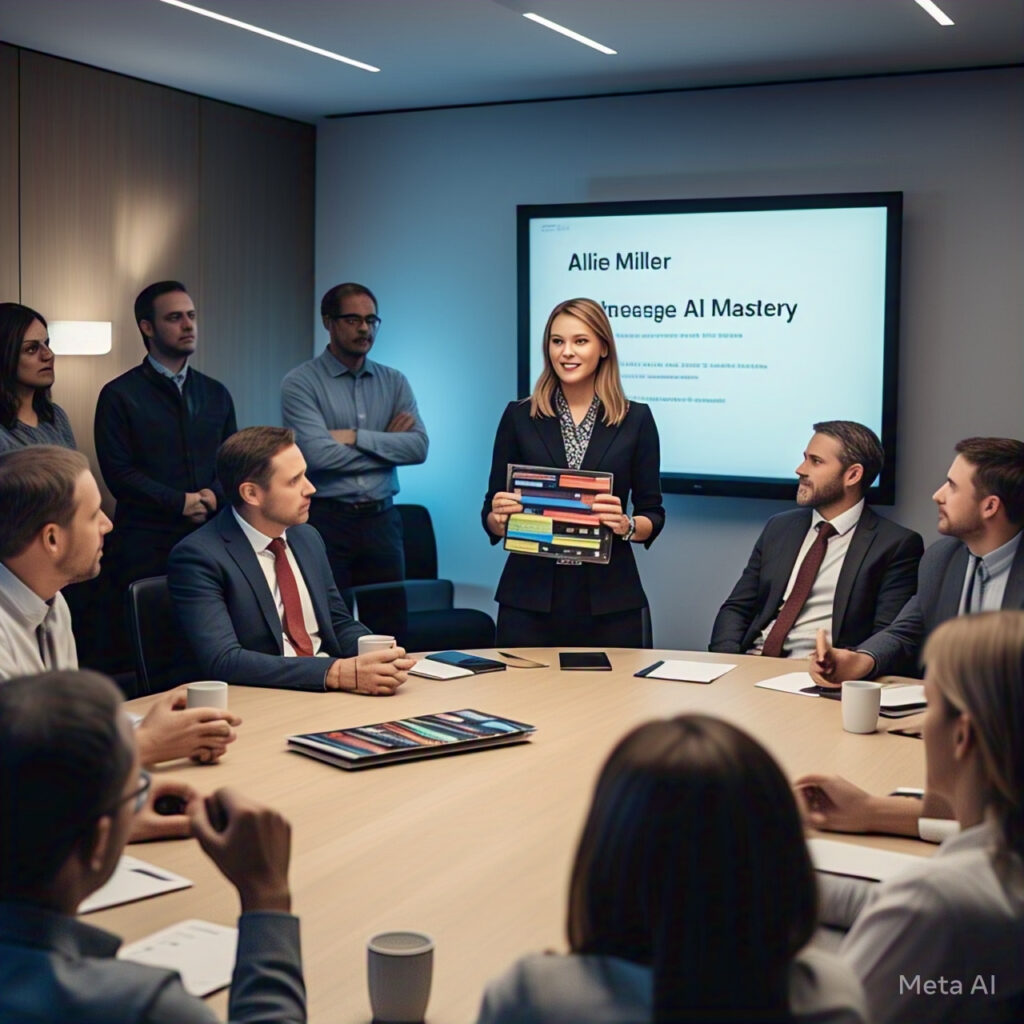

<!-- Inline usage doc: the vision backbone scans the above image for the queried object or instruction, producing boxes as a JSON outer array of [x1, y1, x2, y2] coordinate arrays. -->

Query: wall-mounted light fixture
[[48, 321, 113, 356]]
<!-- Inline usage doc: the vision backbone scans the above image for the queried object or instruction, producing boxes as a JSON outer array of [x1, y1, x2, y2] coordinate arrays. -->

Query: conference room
[[0, 1, 1022, 1021]]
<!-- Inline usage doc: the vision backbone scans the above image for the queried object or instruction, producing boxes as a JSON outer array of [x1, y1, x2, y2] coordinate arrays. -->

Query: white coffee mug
[[367, 931, 433, 1023], [842, 680, 882, 734], [186, 680, 229, 709], [359, 634, 397, 657]]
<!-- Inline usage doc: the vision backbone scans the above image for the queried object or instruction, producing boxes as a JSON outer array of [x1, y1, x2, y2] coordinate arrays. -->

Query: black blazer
[[481, 399, 664, 616], [709, 506, 924, 655]]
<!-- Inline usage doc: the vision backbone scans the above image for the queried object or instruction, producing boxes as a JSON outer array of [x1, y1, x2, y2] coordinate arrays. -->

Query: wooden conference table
[[102, 649, 930, 1023]]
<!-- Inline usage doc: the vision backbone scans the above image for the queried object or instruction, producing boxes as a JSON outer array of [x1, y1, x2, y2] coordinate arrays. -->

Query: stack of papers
[[119, 920, 237, 996]]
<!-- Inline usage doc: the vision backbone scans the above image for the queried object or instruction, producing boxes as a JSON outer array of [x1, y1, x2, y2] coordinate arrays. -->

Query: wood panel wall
[[5, 47, 314, 501], [0, 46, 19, 298]]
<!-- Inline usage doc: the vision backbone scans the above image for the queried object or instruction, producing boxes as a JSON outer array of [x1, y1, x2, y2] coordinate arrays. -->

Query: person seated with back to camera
[[168, 426, 415, 694], [477, 714, 867, 1024], [0, 669, 305, 1024]]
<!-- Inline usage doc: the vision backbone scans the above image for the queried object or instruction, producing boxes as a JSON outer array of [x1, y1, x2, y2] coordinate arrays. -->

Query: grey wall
[[317, 67, 1023, 650], [3, 43, 314, 505]]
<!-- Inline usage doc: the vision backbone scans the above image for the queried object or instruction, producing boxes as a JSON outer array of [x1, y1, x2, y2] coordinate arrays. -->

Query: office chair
[[345, 504, 496, 652], [127, 575, 201, 697]]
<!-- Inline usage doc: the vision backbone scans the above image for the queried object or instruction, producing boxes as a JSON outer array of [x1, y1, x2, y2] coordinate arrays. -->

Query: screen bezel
[[516, 192, 902, 503]]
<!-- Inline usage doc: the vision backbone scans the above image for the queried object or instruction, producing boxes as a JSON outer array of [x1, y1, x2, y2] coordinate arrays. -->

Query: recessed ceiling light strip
[[913, 0, 955, 27], [156, 0, 380, 71], [522, 12, 617, 54]]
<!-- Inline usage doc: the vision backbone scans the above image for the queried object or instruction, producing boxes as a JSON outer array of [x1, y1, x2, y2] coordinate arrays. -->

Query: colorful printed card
[[288, 709, 535, 770], [503, 464, 614, 564]]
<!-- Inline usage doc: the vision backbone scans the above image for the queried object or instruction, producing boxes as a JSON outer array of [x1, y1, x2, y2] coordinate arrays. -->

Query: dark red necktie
[[761, 522, 837, 658], [267, 537, 314, 657]]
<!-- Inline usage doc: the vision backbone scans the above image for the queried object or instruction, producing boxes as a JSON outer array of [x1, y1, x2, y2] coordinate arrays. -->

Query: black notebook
[[288, 709, 535, 770]]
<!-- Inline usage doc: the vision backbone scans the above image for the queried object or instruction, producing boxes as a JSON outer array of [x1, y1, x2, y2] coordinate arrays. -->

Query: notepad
[[409, 658, 473, 679], [119, 920, 237, 997], [78, 855, 192, 913], [636, 659, 736, 683], [808, 838, 928, 883]]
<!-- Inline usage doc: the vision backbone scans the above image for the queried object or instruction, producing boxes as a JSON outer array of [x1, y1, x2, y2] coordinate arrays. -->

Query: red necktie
[[267, 537, 314, 657], [761, 522, 838, 658]]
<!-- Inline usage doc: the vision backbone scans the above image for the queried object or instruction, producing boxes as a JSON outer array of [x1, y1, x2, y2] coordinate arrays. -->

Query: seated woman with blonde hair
[[477, 714, 867, 1024], [812, 610, 1024, 1024]]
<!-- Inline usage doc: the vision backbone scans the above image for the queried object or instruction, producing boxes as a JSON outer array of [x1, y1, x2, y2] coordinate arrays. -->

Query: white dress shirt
[[231, 508, 325, 658], [0, 562, 78, 680], [755, 499, 866, 657]]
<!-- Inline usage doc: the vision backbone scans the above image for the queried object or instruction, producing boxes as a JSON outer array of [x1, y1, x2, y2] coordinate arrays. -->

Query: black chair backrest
[[397, 503, 438, 580], [127, 575, 200, 696]]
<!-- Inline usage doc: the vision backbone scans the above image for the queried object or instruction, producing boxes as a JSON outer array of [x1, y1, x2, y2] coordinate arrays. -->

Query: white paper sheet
[[755, 671, 821, 696], [880, 684, 925, 709], [643, 659, 736, 682], [119, 919, 237, 996], [78, 854, 192, 914], [409, 659, 473, 679], [808, 838, 928, 882]]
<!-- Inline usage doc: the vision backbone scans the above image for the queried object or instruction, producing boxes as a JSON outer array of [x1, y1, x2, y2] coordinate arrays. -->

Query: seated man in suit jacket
[[710, 421, 923, 658], [168, 426, 415, 693], [814, 436, 1024, 683]]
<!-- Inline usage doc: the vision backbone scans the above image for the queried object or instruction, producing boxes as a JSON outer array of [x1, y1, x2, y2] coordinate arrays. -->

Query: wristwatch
[[621, 516, 636, 542]]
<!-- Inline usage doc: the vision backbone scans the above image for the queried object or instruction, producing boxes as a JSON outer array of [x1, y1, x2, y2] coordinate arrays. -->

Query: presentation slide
[[519, 195, 900, 499]]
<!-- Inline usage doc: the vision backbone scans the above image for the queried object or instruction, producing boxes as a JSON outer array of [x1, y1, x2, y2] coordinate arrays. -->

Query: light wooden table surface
[[100, 649, 929, 1023]]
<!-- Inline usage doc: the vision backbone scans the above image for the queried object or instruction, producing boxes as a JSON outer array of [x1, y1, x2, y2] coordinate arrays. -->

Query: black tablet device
[[559, 651, 612, 671]]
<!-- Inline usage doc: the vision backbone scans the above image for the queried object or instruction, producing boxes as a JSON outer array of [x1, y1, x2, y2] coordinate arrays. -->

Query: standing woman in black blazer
[[483, 298, 664, 647]]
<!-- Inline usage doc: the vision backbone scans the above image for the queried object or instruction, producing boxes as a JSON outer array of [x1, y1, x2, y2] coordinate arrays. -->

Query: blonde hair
[[923, 611, 1024, 862], [528, 298, 628, 426]]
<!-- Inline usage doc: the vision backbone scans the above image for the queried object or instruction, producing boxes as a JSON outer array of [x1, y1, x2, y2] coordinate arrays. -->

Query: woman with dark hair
[[477, 715, 866, 1024], [0, 302, 76, 452], [483, 298, 664, 648], [808, 610, 1024, 1024]]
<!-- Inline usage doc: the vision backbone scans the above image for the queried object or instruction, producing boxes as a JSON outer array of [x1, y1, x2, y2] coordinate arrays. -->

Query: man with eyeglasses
[[282, 283, 428, 591], [0, 669, 305, 1023]]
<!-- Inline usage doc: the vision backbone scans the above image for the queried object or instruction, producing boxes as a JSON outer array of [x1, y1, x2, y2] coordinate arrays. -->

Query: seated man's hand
[[809, 628, 875, 688], [136, 686, 243, 765], [794, 774, 877, 833], [328, 647, 415, 695], [129, 778, 199, 843], [190, 788, 292, 913]]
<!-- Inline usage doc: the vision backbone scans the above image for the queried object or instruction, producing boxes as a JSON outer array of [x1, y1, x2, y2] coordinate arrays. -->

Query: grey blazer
[[859, 533, 1024, 676]]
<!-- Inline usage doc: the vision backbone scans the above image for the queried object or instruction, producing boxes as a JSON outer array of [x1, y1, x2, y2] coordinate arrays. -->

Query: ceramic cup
[[359, 634, 397, 657], [367, 931, 433, 1023], [185, 680, 229, 709], [841, 680, 882, 734]]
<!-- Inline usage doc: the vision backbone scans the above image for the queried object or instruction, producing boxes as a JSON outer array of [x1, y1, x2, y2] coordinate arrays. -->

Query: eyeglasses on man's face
[[333, 314, 381, 330], [110, 769, 152, 816]]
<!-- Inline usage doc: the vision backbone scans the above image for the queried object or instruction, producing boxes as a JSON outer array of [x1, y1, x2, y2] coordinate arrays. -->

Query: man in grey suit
[[710, 421, 923, 657], [168, 426, 414, 694], [814, 436, 1024, 682], [0, 668, 304, 1023]]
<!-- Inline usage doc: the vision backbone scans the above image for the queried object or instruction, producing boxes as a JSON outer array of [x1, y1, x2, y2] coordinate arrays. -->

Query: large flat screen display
[[518, 193, 901, 501]]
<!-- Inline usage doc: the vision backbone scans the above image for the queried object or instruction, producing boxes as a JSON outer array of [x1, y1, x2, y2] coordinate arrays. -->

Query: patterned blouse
[[554, 387, 599, 470]]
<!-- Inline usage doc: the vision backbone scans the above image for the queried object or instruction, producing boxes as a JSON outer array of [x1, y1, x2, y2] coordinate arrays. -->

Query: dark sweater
[[94, 359, 236, 534]]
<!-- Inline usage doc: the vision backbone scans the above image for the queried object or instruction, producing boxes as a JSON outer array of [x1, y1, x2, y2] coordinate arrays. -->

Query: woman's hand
[[590, 493, 630, 535], [489, 491, 524, 531]]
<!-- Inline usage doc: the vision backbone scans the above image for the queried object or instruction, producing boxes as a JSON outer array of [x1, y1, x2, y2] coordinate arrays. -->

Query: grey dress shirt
[[281, 349, 427, 501], [0, 902, 306, 1024], [0, 562, 78, 680]]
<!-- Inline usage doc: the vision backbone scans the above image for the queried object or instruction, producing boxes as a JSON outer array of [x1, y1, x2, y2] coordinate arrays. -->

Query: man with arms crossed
[[0, 669, 304, 1024], [168, 426, 414, 693], [710, 421, 923, 658], [801, 436, 1024, 842], [0, 446, 242, 840], [282, 283, 427, 591], [95, 281, 236, 667]]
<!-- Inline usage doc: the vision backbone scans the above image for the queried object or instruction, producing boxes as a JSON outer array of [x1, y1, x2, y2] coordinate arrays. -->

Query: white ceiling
[[0, 0, 1021, 123]]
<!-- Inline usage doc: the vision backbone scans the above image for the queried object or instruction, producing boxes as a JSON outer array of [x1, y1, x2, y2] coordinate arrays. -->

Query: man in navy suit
[[168, 426, 414, 693], [710, 421, 923, 658], [814, 436, 1024, 682]]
